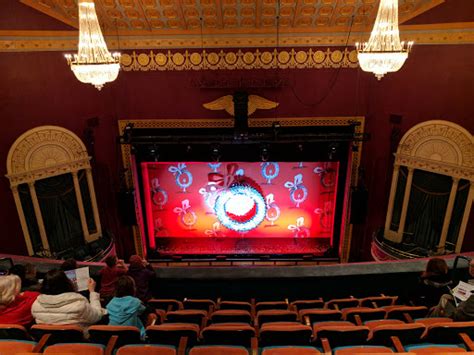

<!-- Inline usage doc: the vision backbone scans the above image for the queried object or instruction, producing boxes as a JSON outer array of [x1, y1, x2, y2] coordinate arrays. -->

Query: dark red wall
[[1, 44, 473, 259]]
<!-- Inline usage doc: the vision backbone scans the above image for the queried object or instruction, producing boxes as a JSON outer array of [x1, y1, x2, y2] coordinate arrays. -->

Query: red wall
[[1, 44, 473, 260]]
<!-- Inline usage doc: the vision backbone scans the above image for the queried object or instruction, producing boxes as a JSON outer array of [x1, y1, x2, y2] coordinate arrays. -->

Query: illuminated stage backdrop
[[142, 161, 339, 255]]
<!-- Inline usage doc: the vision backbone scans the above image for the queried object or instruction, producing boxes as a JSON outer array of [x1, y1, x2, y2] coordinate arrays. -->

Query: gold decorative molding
[[397, 120, 474, 180], [118, 116, 364, 262], [121, 48, 358, 71], [204, 95, 278, 116]]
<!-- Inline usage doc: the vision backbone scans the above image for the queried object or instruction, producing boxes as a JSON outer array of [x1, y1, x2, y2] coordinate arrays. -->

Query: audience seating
[[333, 345, 394, 354], [363, 319, 405, 330], [290, 300, 324, 312], [43, 343, 106, 355], [261, 345, 321, 354], [385, 306, 429, 322], [201, 323, 256, 347], [359, 296, 397, 308], [189, 345, 250, 355], [148, 299, 184, 312], [325, 298, 360, 311], [313, 324, 370, 348], [116, 344, 178, 355], [0, 324, 30, 340], [218, 301, 253, 313], [405, 344, 468, 353], [183, 299, 216, 313], [423, 321, 474, 346], [368, 323, 426, 347], [30, 324, 85, 346], [341, 307, 386, 324], [259, 323, 312, 347], [415, 317, 454, 327], [88, 325, 141, 350], [165, 310, 208, 328], [146, 323, 200, 347], [256, 310, 298, 326], [255, 301, 289, 312], [301, 309, 342, 325], [0, 339, 40, 354], [210, 310, 252, 324]]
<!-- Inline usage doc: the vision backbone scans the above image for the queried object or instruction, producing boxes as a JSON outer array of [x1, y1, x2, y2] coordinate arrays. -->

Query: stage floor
[[154, 236, 331, 256]]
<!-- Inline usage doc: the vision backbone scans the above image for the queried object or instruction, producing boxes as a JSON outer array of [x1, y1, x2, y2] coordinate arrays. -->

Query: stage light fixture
[[148, 145, 160, 162], [211, 144, 221, 162], [328, 143, 338, 160], [260, 144, 270, 162], [120, 123, 134, 144]]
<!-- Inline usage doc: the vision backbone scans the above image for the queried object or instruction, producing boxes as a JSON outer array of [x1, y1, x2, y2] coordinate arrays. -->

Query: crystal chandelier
[[356, 0, 413, 80], [65, 0, 120, 90]]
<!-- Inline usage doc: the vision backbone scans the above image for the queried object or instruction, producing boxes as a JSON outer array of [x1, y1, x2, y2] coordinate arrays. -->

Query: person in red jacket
[[0, 274, 39, 326], [99, 255, 128, 304]]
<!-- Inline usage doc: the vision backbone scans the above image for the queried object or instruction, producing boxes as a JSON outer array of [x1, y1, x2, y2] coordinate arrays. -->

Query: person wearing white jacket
[[32, 269, 106, 329]]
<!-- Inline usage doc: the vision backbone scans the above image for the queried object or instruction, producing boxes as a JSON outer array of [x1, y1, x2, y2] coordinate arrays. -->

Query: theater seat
[[333, 345, 394, 354], [325, 298, 359, 311], [262, 345, 321, 354], [210, 310, 252, 324], [359, 296, 397, 308], [313, 325, 370, 348], [257, 310, 298, 326], [165, 309, 208, 327], [405, 344, 467, 353], [189, 345, 249, 355], [0, 325, 30, 341], [342, 307, 386, 324], [148, 299, 183, 312], [43, 343, 106, 355], [116, 344, 177, 355], [218, 301, 252, 313], [364, 319, 405, 330], [368, 323, 426, 347], [291, 300, 324, 312], [30, 324, 85, 346], [146, 323, 200, 347], [423, 321, 474, 345], [256, 301, 289, 312], [0, 340, 38, 354], [385, 306, 428, 322], [183, 298, 216, 313], [88, 325, 141, 349], [201, 323, 256, 347], [259, 323, 313, 347], [415, 317, 454, 327], [300, 309, 342, 325]]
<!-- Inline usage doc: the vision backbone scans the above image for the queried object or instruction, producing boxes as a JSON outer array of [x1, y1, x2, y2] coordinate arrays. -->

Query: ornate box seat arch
[[384, 120, 474, 254], [6, 126, 102, 256]]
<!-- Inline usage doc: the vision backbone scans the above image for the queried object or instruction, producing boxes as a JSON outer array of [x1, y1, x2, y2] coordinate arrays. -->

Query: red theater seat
[[148, 299, 184, 312], [405, 344, 468, 353], [0, 324, 30, 340], [165, 310, 208, 327], [218, 301, 253, 313], [0, 340, 38, 354], [342, 307, 386, 324], [415, 317, 454, 327], [385, 306, 428, 322], [359, 296, 398, 308], [363, 319, 405, 330], [116, 344, 177, 355], [183, 299, 216, 313], [313, 324, 370, 348], [201, 323, 256, 347], [325, 298, 360, 311], [262, 346, 321, 355], [256, 310, 298, 326], [210, 310, 252, 324], [43, 343, 106, 355], [189, 345, 250, 355], [259, 323, 313, 347], [256, 301, 289, 312], [333, 345, 394, 354], [300, 309, 343, 325], [368, 323, 426, 347], [290, 300, 324, 312], [423, 321, 474, 346], [146, 323, 200, 347], [30, 324, 85, 346], [88, 325, 141, 349]]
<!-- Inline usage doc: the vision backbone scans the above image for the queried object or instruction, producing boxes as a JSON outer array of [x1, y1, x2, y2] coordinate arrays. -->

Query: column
[[437, 177, 460, 253], [28, 181, 50, 252], [72, 171, 91, 242], [455, 182, 474, 253], [11, 185, 34, 255], [384, 164, 400, 233], [86, 168, 102, 238], [396, 167, 415, 243]]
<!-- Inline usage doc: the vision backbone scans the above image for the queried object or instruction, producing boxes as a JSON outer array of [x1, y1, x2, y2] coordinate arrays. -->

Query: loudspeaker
[[117, 190, 137, 226], [350, 187, 368, 224]]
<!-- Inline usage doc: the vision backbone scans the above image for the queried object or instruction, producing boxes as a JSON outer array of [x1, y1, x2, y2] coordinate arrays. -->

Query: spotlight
[[120, 123, 134, 144], [260, 144, 270, 162], [148, 145, 159, 162], [272, 121, 280, 140], [328, 143, 338, 160], [211, 144, 221, 162]]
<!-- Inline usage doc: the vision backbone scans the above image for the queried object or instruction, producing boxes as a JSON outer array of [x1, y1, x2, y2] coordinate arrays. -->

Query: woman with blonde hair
[[0, 275, 40, 326]]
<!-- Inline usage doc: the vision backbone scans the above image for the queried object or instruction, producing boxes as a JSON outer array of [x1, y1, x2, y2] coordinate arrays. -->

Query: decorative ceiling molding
[[1, 22, 474, 52], [120, 48, 358, 71], [19, 0, 444, 33]]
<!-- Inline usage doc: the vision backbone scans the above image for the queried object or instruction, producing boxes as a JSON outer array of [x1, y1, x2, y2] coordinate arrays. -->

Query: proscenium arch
[[6, 125, 102, 256], [384, 120, 474, 254]]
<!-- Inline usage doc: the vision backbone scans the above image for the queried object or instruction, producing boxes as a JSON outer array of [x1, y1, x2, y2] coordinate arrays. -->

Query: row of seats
[[149, 304, 429, 329], [148, 295, 399, 314], [3, 320, 474, 354]]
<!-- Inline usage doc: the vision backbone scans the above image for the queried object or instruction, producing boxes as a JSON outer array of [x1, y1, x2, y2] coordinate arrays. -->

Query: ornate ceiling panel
[[20, 0, 444, 33]]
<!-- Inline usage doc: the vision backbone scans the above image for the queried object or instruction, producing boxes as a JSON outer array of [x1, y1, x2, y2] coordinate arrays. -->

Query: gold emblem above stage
[[203, 95, 278, 116]]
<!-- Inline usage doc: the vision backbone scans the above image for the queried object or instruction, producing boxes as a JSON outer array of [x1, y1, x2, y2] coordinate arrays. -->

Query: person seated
[[127, 255, 155, 302], [0, 275, 40, 326], [106, 276, 146, 336], [413, 257, 452, 308], [99, 255, 128, 304], [430, 259, 474, 320], [32, 269, 106, 329]]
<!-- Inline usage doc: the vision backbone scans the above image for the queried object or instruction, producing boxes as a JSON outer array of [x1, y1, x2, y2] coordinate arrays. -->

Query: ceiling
[[20, 0, 443, 34]]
